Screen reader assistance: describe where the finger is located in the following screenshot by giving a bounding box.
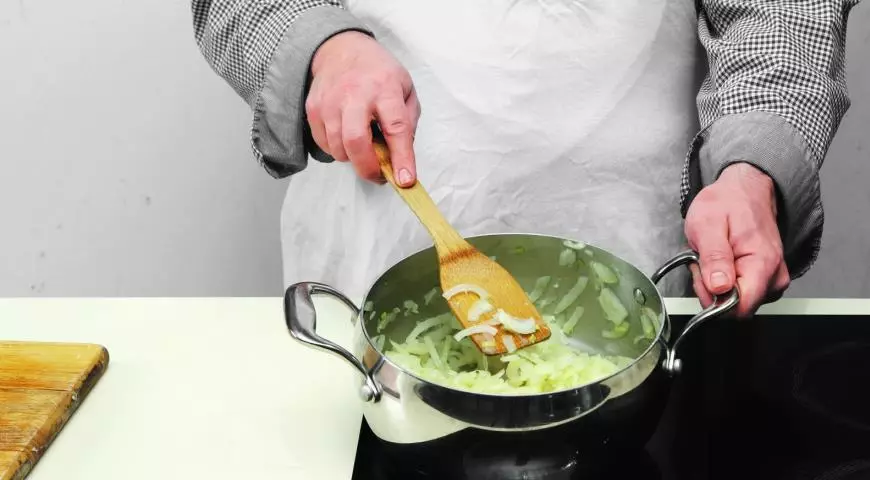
[734,273,766,319]
[773,261,791,292]
[689,263,714,308]
[406,86,422,131]
[764,289,784,304]
[733,254,779,318]
[375,93,417,188]
[305,92,329,155]
[687,215,736,296]
[764,262,791,304]
[323,105,348,162]
[341,100,382,184]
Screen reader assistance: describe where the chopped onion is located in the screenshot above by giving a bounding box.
[468,299,495,322]
[384,308,634,395]
[502,336,518,353]
[371,334,386,351]
[423,287,439,305]
[528,276,552,303]
[364,301,374,312]
[453,324,498,342]
[423,335,443,369]
[553,276,589,315]
[407,315,451,343]
[563,306,585,335]
[598,288,628,325]
[440,336,453,367]
[602,321,630,339]
[478,351,489,371]
[591,262,618,284]
[563,240,586,250]
[376,307,401,333]
[640,307,656,339]
[403,299,420,316]
[495,309,537,334]
[559,248,577,267]
[537,289,559,309]
[442,284,490,301]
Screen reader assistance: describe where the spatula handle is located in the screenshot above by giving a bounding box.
[373,139,468,256]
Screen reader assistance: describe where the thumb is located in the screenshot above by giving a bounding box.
[693,225,736,296]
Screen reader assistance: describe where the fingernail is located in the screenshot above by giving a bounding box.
[398,168,413,186]
[710,271,728,289]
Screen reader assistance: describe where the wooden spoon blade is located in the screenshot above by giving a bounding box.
[372,137,550,355]
[441,248,551,356]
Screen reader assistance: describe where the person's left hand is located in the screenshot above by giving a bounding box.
[684,162,791,318]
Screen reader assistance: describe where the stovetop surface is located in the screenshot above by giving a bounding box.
[351,314,870,480]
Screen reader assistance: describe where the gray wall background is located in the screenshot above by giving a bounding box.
[0,0,288,297]
[0,1,867,298]
[787,5,870,298]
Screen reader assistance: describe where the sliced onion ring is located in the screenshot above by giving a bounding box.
[563,240,587,250]
[502,336,518,353]
[528,276,551,303]
[453,324,498,342]
[442,284,490,301]
[468,299,495,322]
[496,309,537,334]
[553,276,589,315]
[591,262,618,284]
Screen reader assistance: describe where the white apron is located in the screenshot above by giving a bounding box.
[281,0,701,303]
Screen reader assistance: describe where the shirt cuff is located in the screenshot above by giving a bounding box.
[693,111,824,279]
[251,6,372,179]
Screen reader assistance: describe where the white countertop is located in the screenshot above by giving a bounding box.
[3,297,870,480]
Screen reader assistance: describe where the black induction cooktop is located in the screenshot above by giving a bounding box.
[351,313,870,480]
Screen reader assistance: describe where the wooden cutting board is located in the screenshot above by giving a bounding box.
[0,341,109,480]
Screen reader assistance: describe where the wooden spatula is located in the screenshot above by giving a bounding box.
[373,139,551,355]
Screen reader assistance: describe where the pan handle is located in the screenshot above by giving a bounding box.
[651,250,739,375]
[284,282,382,402]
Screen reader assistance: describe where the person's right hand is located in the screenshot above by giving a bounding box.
[307,31,420,187]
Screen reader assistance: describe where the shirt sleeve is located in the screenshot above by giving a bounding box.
[680,0,862,279]
[191,1,372,178]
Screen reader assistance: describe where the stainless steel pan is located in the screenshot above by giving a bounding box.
[285,233,738,446]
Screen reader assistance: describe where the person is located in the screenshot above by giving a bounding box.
[191,0,859,317]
